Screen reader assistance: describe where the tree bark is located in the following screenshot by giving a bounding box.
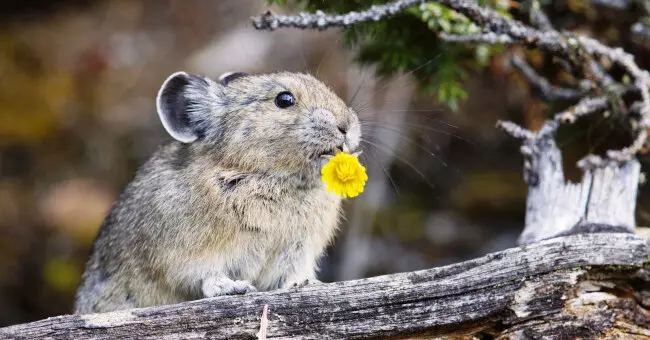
[0,233,647,339]
[519,135,640,245]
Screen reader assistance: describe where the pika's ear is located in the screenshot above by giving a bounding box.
[156,71,215,143]
[218,71,248,86]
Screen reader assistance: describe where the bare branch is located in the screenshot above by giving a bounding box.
[433,0,567,55]
[592,0,634,10]
[510,55,587,102]
[553,96,609,123]
[252,0,425,30]
[528,0,553,31]
[590,1,650,46]
[607,128,649,161]
[498,95,608,142]
[253,0,569,60]
[497,120,538,140]
[578,35,650,158]
[587,57,616,87]
[439,31,514,44]
[631,22,650,45]
[577,154,610,169]
[578,36,650,123]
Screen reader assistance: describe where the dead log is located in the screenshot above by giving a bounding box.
[0,233,647,339]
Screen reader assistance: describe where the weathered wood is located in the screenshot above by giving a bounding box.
[519,135,639,244]
[1,233,647,339]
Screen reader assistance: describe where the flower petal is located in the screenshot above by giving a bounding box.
[321,151,367,198]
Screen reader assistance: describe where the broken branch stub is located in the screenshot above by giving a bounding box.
[518,134,639,245]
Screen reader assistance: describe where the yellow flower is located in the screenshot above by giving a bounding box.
[321,152,368,198]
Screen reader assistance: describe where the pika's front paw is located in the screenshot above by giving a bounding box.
[290,278,322,288]
[202,277,257,298]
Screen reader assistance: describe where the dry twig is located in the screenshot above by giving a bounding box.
[510,55,587,102]
[438,32,514,44]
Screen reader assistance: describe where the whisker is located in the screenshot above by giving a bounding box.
[361,120,473,145]
[361,139,437,191]
[419,116,459,130]
[353,55,441,112]
[298,35,309,71]
[357,108,448,118]
[363,130,447,168]
[315,37,340,78]
[362,146,400,197]
[354,108,459,133]
[347,67,373,108]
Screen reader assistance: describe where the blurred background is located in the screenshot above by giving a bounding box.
[1,0,649,326]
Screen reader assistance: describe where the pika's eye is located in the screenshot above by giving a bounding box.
[274,91,295,109]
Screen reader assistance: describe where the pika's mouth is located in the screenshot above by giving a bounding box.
[318,148,337,158]
[318,144,343,159]
[318,145,362,159]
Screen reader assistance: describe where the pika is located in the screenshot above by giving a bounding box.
[74,71,361,313]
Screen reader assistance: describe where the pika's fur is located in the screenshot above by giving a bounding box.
[74,71,361,313]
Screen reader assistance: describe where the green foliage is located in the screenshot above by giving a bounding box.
[267,0,510,110]
[414,2,479,34]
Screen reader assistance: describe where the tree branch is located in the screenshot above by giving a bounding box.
[439,31,514,44]
[528,0,553,31]
[592,0,633,10]
[510,55,587,102]
[497,95,609,141]
[252,0,425,30]
[1,234,647,339]
[252,0,650,166]
[632,22,650,45]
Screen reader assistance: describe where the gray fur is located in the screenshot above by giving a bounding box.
[74,71,361,314]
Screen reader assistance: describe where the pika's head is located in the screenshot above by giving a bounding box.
[156,71,361,175]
